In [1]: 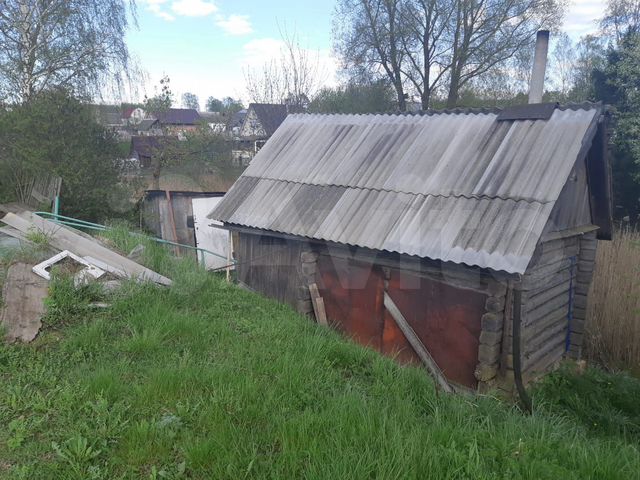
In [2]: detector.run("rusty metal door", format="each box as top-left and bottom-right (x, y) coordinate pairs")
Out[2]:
(316, 255), (384, 350)
(384, 270), (485, 389)
(317, 255), (485, 389)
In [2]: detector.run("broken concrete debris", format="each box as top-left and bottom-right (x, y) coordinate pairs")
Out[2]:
(0, 209), (172, 343)
(2, 212), (171, 286)
(32, 250), (106, 286)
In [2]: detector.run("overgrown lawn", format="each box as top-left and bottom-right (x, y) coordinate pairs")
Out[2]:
(0, 237), (638, 478)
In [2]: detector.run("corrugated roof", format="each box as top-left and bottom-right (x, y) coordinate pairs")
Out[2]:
(210, 105), (603, 273)
(155, 108), (202, 125)
(249, 103), (289, 136)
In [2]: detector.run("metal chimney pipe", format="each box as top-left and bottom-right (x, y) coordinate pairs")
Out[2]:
(528, 30), (550, 104)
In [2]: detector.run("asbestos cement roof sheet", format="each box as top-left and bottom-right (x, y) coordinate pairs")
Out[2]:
(210, 105), (602, 273)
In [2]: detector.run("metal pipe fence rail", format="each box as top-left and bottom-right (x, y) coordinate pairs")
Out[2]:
(34, 211), (234, 270)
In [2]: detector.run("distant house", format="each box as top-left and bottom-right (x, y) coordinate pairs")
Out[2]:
(239, 103), (288, 141)
(92, 104), (123, 128)
(130, 136), (177, 168)
(154, 108), (202, 133)
(123, 107), (147, 125)
(135, 118), (162, 136)
(230, 109), (247, 135)
(198, 111), (228, 133)
(234, 103), (290, 166)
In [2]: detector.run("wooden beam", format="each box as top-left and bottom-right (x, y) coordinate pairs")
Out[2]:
(308, 283), (328, 326)
(383, 292), (453, 393)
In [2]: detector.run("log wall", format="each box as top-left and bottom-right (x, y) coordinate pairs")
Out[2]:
(236, 232), (310, 309)
(496, 231), (597, 392)
(236, 229), (599, 393)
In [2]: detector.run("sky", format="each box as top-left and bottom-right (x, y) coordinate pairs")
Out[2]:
(125, 0), (609, 108)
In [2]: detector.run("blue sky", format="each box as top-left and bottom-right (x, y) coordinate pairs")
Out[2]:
(128, 0), (336, 106)
(127, 0), (607, 108)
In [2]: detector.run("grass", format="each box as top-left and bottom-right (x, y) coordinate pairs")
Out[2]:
(586, 228), (640, 373)
(535, 365), (640, 442)
(0, 227), (639, 478)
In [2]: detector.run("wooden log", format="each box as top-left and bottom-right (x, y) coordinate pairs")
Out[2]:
(522, 263), (575, 290)
(300, 251), (318, 263)
(475, 363), (499, 382)
(577, 261), (594, 274)
(576, 271), (594, 285)
(579, 248), (597, 262)
(301, 262), (317, 277)
(485, 296), (506, 313)
(526, 321), (568, 356)
(524, 342), (566, 375)
(569, 332), (584, 347)
(478, 343), (502, 364)
(526, 282), (570, 311)
(526, 297), (569, 326)
(487, 280), (508, 297)
(383, 292), (453, 393)
(524, 271), (572, 298)
(524, 306), (569, 341)
(481, 312), (504, 332)
(570, 318), (585, 334)
(530, 242), (580, 268)
(499, 288), (513, 376)
(524, 336), (566, 370)
(296, 298), (313, 315)
(480, 329), (503, 346)
(574, 294), (588, 310)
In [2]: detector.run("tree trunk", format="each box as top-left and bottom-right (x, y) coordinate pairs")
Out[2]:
(446, 77), (460, 108)
(421, 88), (430, 110)
(396, 84), (407, 111)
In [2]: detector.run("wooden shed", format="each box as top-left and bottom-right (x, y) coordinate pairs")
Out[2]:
(209, 103), (612, 393)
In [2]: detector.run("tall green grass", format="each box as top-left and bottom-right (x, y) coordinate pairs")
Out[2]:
(586, 229), (640, 373)
(0, 227), (638, 478)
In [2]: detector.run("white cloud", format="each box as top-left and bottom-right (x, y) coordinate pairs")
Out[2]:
(563, 0), (607, 37)
(171, 0), (218, 17)
(140, 0), (175, 21)
(216, 14), (253, 36)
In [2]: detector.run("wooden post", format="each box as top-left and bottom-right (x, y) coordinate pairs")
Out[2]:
(383, 292), (453, 393)
(308, 283), (328, 326)
(165, 190), (180, 255)
(226, 231), (232, 283)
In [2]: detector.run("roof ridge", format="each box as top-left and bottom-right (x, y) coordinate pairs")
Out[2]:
(288, 101), (604, 119)
(238, 175), (552, 205)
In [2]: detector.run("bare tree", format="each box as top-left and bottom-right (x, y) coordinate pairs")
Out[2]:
(0, 0), (136, 103)
(399, 0), (453, 108)
(602, 0), (640, 44)
(334, 0), (565, 109)
(551, 32), (577, 98)
(334, 0), (408, 110)
(444, 0), (564, 107)
(244, 28), (321, 109)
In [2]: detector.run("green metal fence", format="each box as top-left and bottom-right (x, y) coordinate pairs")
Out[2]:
(34, 211), (232, 269)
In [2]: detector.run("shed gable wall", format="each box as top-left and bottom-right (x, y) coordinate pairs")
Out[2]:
(546, 157), (592, 233)
(239, 108), (267, 138)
